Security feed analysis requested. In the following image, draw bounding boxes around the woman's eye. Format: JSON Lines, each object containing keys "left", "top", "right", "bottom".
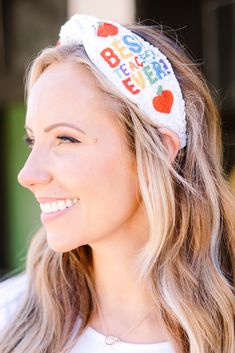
{"left": 22, "top": 134, "right": 80, "bottom": 148}
{"left": 56, "top": 135, "right": 80, "bottom": 144}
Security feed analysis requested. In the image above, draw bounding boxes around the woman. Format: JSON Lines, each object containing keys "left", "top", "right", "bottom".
{"left": 0, "top": 14, "right": 234, "bottom": 353}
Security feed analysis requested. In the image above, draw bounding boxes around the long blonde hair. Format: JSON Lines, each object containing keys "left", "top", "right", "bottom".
{"left": 0, "top": 24, "right": 234, "bottom": 353}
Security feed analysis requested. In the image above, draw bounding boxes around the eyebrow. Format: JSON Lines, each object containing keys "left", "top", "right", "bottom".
{"left": 25, "top": 122, "right": 87, "bottom": 135}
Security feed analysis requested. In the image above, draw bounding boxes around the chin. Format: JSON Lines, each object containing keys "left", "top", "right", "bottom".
{"left": 46, "top": 235, "right": 81, "bottom": 253}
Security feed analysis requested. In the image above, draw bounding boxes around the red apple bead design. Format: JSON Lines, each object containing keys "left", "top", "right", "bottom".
{"left": 152, "top": 86, "right": 174, "bottom": 114}
{"left": 97, "top": 22, "right": 118, "bottom": 37}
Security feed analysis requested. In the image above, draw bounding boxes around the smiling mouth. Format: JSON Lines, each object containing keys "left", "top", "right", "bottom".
{"left": 40, "top": 198, "right": 79, "bottom": 214}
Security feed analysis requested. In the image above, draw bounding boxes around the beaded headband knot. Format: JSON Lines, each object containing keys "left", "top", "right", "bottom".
{"left": 58, "top": 14, "right": 187, "bottom": 149}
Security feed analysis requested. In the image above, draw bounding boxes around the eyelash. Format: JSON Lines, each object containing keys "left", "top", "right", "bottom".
{"left": 23, "top": 134, "right": 80, "bottom": 148}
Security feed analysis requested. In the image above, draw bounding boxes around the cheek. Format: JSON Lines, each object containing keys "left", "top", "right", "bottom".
{"left": 86, "top": 154, "right": 137, "bottom": 204}
{"left": 84, "top": 161, "right": 139, "bottom": 236}
{"left": 58, "top": 149, "right": 139, "bottom": 233}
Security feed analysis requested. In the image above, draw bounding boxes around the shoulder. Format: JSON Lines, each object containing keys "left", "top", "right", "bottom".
{"left": 0, "top": 272, "right": 28, "bottom": 331}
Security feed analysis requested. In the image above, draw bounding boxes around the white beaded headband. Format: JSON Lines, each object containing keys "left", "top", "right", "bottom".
{"left": 57, "top": 14, "right": 187, "bottom": 149}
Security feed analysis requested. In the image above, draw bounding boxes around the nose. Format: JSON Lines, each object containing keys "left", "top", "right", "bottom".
{"left": 17, "top": 150, "right": 52, "bottom": 192}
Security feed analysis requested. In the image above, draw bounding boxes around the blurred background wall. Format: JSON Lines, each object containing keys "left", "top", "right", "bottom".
{"left": 0, "top": 0, "right": 234, "bottom": 277}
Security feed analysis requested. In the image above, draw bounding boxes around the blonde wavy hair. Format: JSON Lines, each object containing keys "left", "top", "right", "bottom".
{"left": 0, "top": 24, "right": 234, "bottom": 353}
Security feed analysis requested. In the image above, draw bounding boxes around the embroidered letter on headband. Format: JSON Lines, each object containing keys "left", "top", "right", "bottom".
{"left": 58, "top": 14, "right": 187, "bottom": 148}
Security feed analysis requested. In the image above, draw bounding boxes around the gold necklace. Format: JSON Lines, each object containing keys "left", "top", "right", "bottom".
{"left": 96, "top": 300, "right": 154, "bottom": 345}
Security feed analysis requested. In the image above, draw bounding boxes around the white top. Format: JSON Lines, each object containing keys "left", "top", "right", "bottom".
{"left": 0, "top": 273, "right": 175, "bottom": 353}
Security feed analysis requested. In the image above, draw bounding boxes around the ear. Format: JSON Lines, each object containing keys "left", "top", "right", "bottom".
{"left": 158, "top": 127, "right": 180, "bottom": 163}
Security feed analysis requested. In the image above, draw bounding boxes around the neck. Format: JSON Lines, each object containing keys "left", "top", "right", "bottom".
{"left": 88, "top": 242, "right": 170, "bottom": 344}
{"left": 92, "top": 245, "right": 152, "bottom": 316}
{"left": 89, "top": 204, "right": 152, "bottom": 318}
{"left": 86, "top": 205, "right": 170, "bottom": 344}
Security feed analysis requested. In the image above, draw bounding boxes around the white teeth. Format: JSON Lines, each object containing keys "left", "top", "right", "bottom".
{"left": 43, "top": 203, "right": 52, "bottom": 213}
{"left": 51, "top": 202, "right": 58, "bottom": 212}
{"left": 58, "top": 200, "right": 66, "bottom": 211}
{"left": 40, "top": 198, "right": 78, "bottom": 214}
{"left": 66, "top": 199, "right": 73, "bottom": 207}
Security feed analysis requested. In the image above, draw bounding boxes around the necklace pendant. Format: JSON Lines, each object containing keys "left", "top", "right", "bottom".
{"left": 105, "top": 335, "right": 120, "bottom": 345}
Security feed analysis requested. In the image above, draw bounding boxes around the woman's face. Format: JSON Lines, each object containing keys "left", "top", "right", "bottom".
{"left": 18, "top": 61, "right": 143, "bottom": 252}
